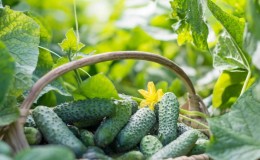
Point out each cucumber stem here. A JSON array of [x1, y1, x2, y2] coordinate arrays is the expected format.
[[180, 109, 209, 119], [179, 114, 209, 129]]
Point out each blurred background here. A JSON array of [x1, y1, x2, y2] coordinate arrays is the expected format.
[[3, 0, 253, 111]]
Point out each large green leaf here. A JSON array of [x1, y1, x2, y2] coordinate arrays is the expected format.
[[0, 41, 15, 104], [170, 0, 208, 50], [207, 0, 245, 48], [78, 73, 119, 99], [0, 95, 19, 126], [0, 7, 40, 94], [212, 71, 254, 109], [213, 33, 247, 71], [207, 80, 260, 160]]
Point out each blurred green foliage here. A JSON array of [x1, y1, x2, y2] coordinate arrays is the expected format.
[[2, 0, 259, 112]]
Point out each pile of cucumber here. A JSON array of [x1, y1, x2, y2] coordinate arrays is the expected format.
[[1, 92, 209, 160]]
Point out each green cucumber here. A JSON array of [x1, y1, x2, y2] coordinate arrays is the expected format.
[[189, 139, 209, 155], [82, 147, 112, 160], [73, 118, 102, 128], [149, 130, 199, 160], [24, 115, 36, 128], [140, 135, 163, 157], [24, 127, 42, 145], [116, 107, 156, 152], [116, 151, 145, 160], [80, 130, 95, 146], [158, 92, 179, 145], [119, 94, 138, 114], [95, 100, 132, 147], [53, 98, 115, 124], [177, 123, 208, 139], [32, 106, 86, 157], [67, 125, 80, 138]]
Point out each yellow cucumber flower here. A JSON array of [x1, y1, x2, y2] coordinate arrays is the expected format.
[[138, 81, 164, 111]]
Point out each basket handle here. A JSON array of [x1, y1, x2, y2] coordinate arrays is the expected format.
[[20, 51, 203, 116]]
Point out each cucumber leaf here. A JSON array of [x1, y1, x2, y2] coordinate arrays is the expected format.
[[59, 28, 85, 54], [0, 7, 40, 95], [170, 0, 208, 50], [207, 0, 245, 48], [207, 80, 260, 160], [0, 41, 19, 126], [213, 33, 246, 71], [0, 41, 15, 104], [78, 73, 119, 99]]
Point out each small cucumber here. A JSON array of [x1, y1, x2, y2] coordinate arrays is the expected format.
[[80, 130, 95, 146], [177, 123, 208, 139], [149, 130, 199, 160], [82, 146, 112, 160], [116, 107, 156, 152], [158, 92, 179, 145], [116, 151, 145, 160], [140, 135, 163, 157], [24, 115, 36, 128], [67, 125, 80, 138], [189, 139, 209, 155], [53, 98, 115, 124], [32, 106, 86, 157], [95, 100, 132, 147], [24, 127, 42, 145], [118, 94, 138, 114]]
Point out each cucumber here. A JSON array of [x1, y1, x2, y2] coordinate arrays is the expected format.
[[32, 106, 86, 157], [95, 100, 132, 147], [140, 135, 163, 157], [24, 127, 42, 145], [53, 98, 115, 124], [148, 130, 199, 160], [158, 92, 179, 145], [82, 146, 112, 160], [116, 151, 145, 160], [0, 141, 12, 156], [177, 123, 208, 139], [80, 130, 95, 146], [119, 94, 138, 114], [189, 139, 209, 155], [116, 107, 156, 152], [74, 118, 102, 128], [67, 125, 80, 138], [24, 115, 36, 128]]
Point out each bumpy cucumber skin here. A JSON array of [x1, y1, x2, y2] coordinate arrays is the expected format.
[[95, 100, 132, 147], [53, 98, 115, 123], [149, 130, 199, 160], [116, 107, 156, 152], [24, 127, 42, 145], [140, 135, 163, 157], [32, 106, 86, 157], [80, 130, 95, 146], [177, 123, 208, 140], [24, 115, 36, 128], [158, 92, 179, 146], [116, 151, 145, 160], [118, 94, 138, 114], [67, 125, 80, 138], [189, 139, 209, 155]]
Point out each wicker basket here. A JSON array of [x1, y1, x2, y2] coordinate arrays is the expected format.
[[1, 51, 210, 160]]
